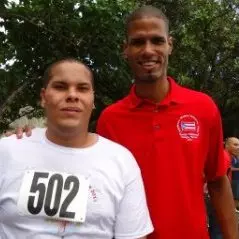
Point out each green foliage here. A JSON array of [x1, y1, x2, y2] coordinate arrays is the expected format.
[[0, 0, 138, 132], [0, 0, 238, 137]]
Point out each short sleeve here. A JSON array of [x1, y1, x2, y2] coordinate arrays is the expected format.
[[114, 168, 153, 239], [0, 139, 7, 196], [204, 106, 227, 181]]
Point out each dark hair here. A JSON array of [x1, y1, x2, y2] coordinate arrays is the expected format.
[[42, 58, 94, 88], [126, 5, 169, 36]]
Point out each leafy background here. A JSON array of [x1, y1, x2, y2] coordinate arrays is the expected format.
[[0, 0, 238, 137]]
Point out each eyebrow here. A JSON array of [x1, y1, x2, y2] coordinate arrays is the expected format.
[[51, 80, 66, 84], [51, 80, 91, 86], [129, 34, 166, 40]]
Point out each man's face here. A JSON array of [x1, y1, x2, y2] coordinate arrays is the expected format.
[[41, 62, 94, 133], [124, 17, 172, 84], [227, 138, 239, 157]]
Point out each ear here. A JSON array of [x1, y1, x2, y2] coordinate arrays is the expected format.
[[40, 88, 46, 108], [168, 36, 173, 55]]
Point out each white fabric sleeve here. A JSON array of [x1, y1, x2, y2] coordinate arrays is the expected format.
[[0, 140, 7, 197], [114, 162, 154, 239]]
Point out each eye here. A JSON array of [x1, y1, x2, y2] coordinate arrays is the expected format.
[[151, 37, 165, 45], [53, 84, 66, 90], [77, 85, 90, 92], [130, 38, 145, 46]]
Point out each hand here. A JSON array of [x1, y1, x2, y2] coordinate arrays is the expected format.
[[4, 125, 33, 139]]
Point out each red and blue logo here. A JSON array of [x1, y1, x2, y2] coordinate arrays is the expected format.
[[177, 114, 199, 140]]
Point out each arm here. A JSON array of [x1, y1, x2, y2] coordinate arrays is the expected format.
[[0, 140, 7, 195], [208, 175, 238, 239], [231, 167, 239, 172], [205, 105, 238, 239], [114, 153, 153, 239]]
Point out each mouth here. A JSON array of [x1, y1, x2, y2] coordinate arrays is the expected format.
[[61, 107, 82, 113], [138, 60, 160, 70]]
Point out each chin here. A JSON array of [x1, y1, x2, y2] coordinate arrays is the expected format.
[[55, 120, 81, 131], [60, 123, 81, 130], [135, 72, 163, 84]]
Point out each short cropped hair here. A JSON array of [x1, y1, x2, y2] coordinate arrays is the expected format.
[[225, 137, 239, 147], [125, 5, 169, 36], [42, 58, 94, 89]]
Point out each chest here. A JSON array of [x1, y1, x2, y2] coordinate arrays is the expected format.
[[111, 107, 210, 172], [232, 158, 239, 168], [0, 149, 123, 234]]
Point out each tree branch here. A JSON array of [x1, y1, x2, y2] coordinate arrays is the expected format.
[[0, 80, 28, 117], [0, 12, 84, 49]]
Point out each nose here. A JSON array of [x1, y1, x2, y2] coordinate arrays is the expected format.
[[66, 88, 79, 102], [142, 41, 155, 57]]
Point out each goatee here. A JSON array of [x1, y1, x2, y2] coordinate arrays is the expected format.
[[135, 71, 161, 84]]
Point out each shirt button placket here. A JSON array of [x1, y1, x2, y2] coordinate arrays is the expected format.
[[153, 106, 160, 130]]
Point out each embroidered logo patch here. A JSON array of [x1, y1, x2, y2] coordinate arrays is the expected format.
[[177, 114, 199, 140]]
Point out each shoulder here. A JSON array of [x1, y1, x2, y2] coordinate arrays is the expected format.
[[99, 95, 130, 119], [181, 85, 216, 105], [0, 128, 45, 149], [178, 85, 219, 115], [0, 128, 44, 170], [96, 136, 141, 185], [98, 135, 135, 158], [97, 135, 139, 169]]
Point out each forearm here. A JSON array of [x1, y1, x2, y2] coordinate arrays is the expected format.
[[208, 175, 238, 239]]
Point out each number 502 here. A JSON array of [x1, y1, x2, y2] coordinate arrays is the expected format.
[[28, 172, 79, 219]]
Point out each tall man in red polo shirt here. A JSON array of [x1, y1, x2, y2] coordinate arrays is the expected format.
[[97, 5, 238, 239], [8, 5, 238, 239]]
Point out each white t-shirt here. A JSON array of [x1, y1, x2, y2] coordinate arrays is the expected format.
[[0, 128, 153, 239]]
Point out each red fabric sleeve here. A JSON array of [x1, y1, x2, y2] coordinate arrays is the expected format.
[[204, 107, 227, 182]]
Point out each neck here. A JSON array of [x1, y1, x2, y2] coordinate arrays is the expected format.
[[46, 125, 96, 148], [135, 77, 170, 103]]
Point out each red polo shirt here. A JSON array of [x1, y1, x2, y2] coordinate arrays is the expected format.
[[97, 77, 227, 239]]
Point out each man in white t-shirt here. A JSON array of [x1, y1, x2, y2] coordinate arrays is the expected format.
[[0, 58, 153, 239]]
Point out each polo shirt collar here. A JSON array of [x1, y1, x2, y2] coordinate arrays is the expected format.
[[128, 76, 185, 109]]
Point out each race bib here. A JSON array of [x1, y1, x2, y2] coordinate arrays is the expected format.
[[17, 170, 89, 223]]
